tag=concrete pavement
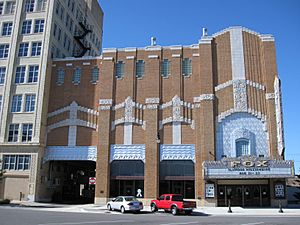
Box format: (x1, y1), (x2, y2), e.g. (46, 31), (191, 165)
(4, 201), (300, 216)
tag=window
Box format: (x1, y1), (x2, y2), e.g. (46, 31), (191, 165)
(72, 67), (81, 84)
(136, 60), (144, 78)
(21, 20), (32, 34)
(56, 68), (65, 85)
(25, 0), (35, 12)
(11, 95), (22, 112)
(91, 67), (99, 83)
(22, 123), (33, 142)
(60, 6), (64, 20)
(161, 59), (170, 77)
(18, 42), (29, 57)
(25, 94), (35, 112)
(69, 19), (73, 32)
(34, 19), (44, 33)
(28, 65), (39, 83)
(236, 139), (250, 157)
(0, 2), (3, 15)
(8, 124), (19, 142)
(57, 28), (61, 41)
(182, 58), (192, 76)
(2, 22), (13, 36)
(116, 61), (124, 79)
(3, 155), (31, 170)
(31, 42), (42, 56)
(63, 33), (67, 48)
(0, 44), (9, 58)
(65, 14), (69, 27)
(36, 0), (47, 11)
(55, 1), (60, 14)
(0, 67), (6, 84)
(4, 1), (15, 14)
(15, 66), (26, 84)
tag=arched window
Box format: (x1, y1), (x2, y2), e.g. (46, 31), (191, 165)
(236, 138), (250, 157)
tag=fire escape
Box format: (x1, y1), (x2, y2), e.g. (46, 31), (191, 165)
(73, 16), (92, 58)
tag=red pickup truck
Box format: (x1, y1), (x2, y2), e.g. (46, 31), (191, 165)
(150, 194), (196, 215)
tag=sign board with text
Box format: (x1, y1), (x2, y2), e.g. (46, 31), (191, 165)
(203, 157), (294, 179)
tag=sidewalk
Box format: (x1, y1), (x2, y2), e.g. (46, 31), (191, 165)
(5, 201), (300, 216)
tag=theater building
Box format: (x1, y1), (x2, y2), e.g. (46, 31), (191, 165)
(43, 27), (294, 207)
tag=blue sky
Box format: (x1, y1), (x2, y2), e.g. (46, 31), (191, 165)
(99, 0), (300, 173)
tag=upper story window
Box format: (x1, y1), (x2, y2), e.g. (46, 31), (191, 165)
(28, 65), (39, 83)
(31, 42), (42, 56)
(18, 42), (29, 57)
(15, 66), (26, 84)
(0, 2), (4, 15)
(2, 22), (13, 36)
(161, 59), (170, 77)
(72, 67), (81, 84)
(21, 20), (32, 34)
(4, 1), (15, 14)
(25, 94), (36, 112)
(236, 139), (250, 157)
(116, 61), (124, 79)
(34, 19), (44, 33)
(11, 95), (22, 112)
(182, 58), (192, 76)
(136, 60), (145, 78)
(22, 123), (33, 142)
(0, 67), (6, 84)
(0, 44), (9, 59)
(91, 66), (99, 83)
(55, 1), (60, 15)
(56, 68), (65, 85)
(8, 124), (19, 142)
(57, 28), (61, 41)
(36, 0), (47, 12)
(24, 0), (35, 12)
(3, 155), (31, 170)
(60, 6), (64, 21)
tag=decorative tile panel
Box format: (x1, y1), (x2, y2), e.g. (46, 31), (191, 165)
(44, 146), (97, 162)
(216, 112), (269, 160)
(110, 145), (145, 162)
(160, 144), (195, 162)
(233, 79), (247, 111)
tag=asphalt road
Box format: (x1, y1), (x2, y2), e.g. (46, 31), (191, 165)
(1, 206), (300, 225)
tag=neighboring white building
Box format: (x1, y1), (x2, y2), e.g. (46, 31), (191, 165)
(0, 0), (103, 201)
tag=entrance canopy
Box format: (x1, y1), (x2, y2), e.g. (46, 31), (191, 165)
(203, 156), (294, 179)
(44, 146), (97, 162)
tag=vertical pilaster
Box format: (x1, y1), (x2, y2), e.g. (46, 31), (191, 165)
(95, 55), (115, 204)
(95, 99), (112, 204)
(144, 98), (160, 201)
(195, 36), (215, 202)
(261, 40), (278, 159)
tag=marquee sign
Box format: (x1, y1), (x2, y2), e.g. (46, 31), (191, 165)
(203, 156), (294, 179)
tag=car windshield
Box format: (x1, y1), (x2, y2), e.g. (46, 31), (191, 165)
(172, 195), (183, 201)
(124, 196), (138, 202)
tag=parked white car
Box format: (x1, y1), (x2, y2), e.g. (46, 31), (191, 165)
(107, 196), (143, 213)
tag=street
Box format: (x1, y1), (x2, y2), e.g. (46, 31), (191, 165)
(1, 206), (300, 225)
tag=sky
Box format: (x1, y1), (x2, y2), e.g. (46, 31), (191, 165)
(98, 0), (300, 173)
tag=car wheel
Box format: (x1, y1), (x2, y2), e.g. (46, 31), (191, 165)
(120, 206), (125, 214)
(150, 203), (157, 212)
(171, 206), (177, 215)
(107, 204), (112, 211)
(185, 210), (192, 215)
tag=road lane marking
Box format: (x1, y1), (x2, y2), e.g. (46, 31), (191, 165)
(160, 222), (199, 225)
(38, 220), (134, 225)
(241, 223), (264, 225)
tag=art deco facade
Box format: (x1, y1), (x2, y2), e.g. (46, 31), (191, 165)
(0, 0), (103, 201)
(44, 27), (293, 207)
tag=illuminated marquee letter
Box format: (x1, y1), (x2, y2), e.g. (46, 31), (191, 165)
(243, 161), (254, 167)
(231, 161), (241, 167)
(256, 160), (268, 167)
